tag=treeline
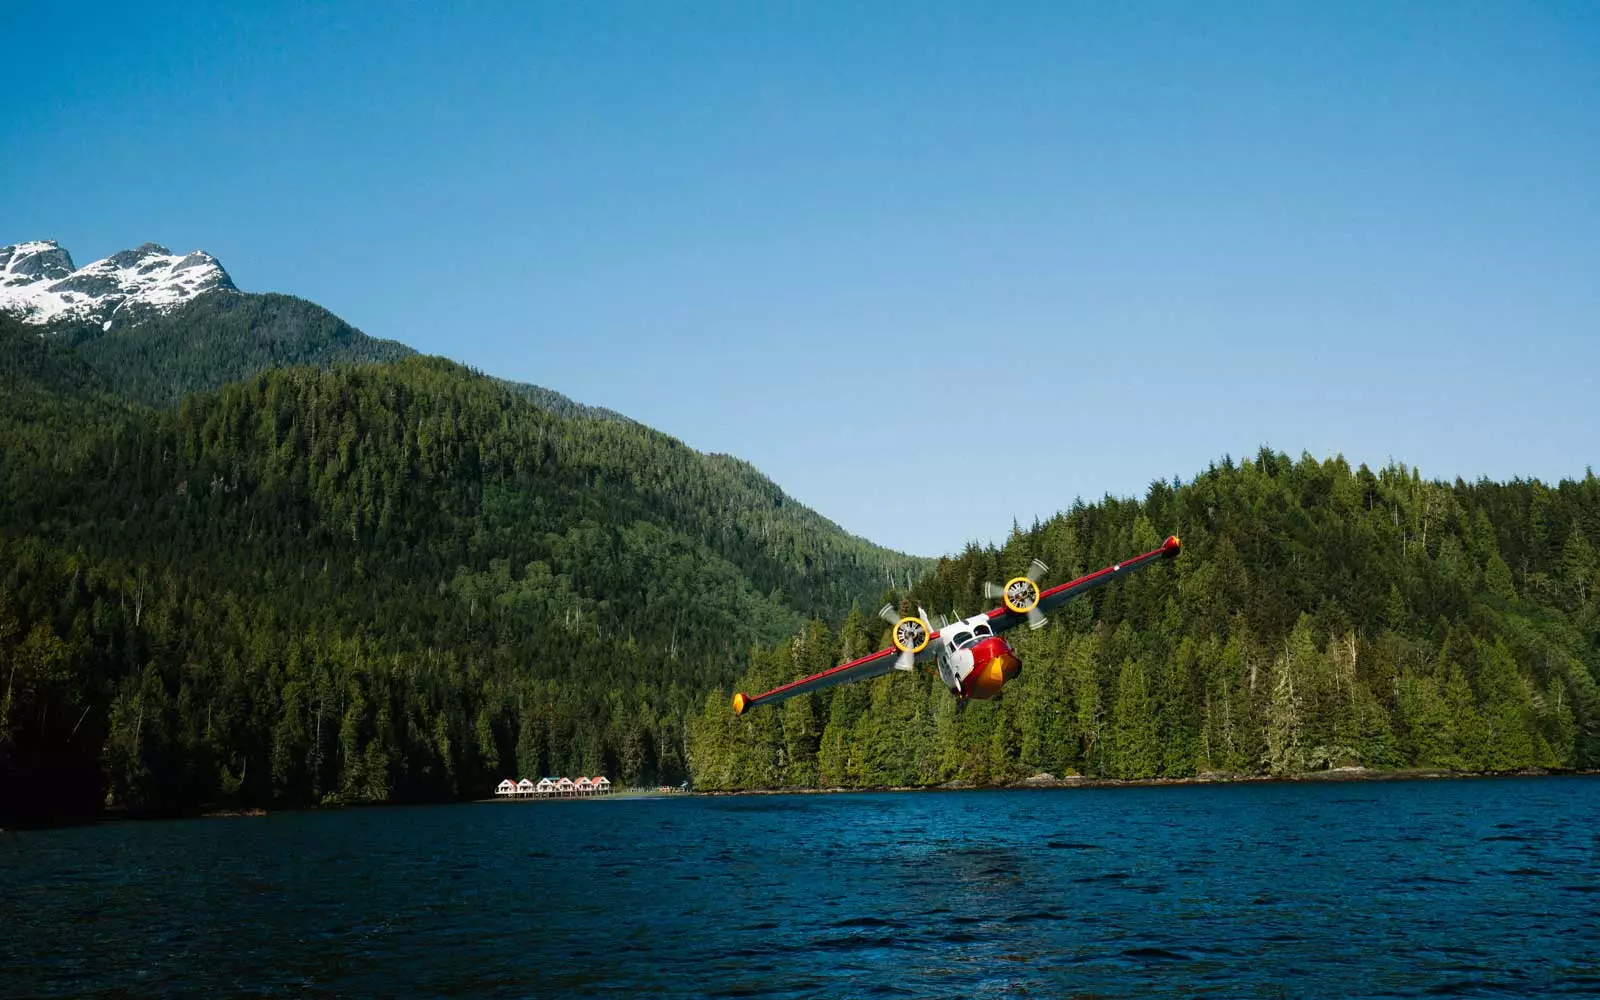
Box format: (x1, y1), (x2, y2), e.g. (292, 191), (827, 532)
(0, 316), (925, 822)
(52, 291), (414, 408)
(49, 289), (626, 422)
(0, 533), (703, 819)
(5, 300), (1598, 820)
(688, 453), (1600, 788)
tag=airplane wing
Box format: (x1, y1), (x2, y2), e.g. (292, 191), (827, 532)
(732, 643), (916, 715)
(731, 535), (1179, 713)
(986, 535), (1181, 633)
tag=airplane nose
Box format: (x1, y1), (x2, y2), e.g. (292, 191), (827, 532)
(972, 636), (1017, 669)
(975, 635), (1012, 656)
(962, 636), (1023, 698)
(988, 638), (1020, 679)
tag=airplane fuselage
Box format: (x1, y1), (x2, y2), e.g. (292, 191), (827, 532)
(933, 612), (1021, 700)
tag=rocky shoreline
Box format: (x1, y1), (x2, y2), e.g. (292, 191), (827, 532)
(11, 768), (1589, 830)
(692, 766), (1597, 797)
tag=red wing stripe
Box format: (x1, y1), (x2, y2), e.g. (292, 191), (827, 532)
(745, 645), (897, 706)
(1038, 546), (1162, 601)
(986, 539), (1177, 621)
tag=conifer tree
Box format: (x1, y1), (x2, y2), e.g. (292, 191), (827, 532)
(1111, 659), (1160, 779)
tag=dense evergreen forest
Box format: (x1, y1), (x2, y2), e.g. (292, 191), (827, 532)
(689, 455), (1600, 789)
(51, 292), (413, 407)
(3, 303), (1597, 824)
(50, 290), (624, 421)
(0, 314), (926, 822)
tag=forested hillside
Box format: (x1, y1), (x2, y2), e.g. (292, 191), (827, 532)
(49, 291), (412, 406)
(689, 453), (1600, 789)
(5, 298), (1597, 824)
(0, 315), (927, 822)
(44, 290), (626, 422)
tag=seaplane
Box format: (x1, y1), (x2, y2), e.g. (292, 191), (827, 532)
(732, 535), (1181, 714)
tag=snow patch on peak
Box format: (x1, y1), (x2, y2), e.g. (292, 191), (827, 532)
(0, 239), (237, 328)
(1, 241), (76, 287)
(4, 239), (72, 259)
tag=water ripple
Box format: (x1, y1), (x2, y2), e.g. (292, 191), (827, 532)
(3, 776), (1600, 998)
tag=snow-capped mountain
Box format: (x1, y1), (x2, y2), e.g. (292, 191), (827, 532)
(0, 240), (236, 329)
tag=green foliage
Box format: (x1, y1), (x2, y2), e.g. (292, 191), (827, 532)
(6, 304), (1598, 814)
(0, 320), (927, 822)
(1110, 658), (1160, 778)
(59, 292), (413, 407)
(693, 453), (1600, 790)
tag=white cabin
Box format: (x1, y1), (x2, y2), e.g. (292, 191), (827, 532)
(536, 777), (557, 796)
(515, 778), (536, 798)
(495, 778), (516, 797)
(935, 613), (1002, 692)
(593, 776), (612, 794)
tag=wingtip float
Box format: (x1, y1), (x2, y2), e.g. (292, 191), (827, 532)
(733, 534), (1183, 715)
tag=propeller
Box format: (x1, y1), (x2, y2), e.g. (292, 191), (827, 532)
(879, 602), (930, 671)
(984, 558), (1051, 630)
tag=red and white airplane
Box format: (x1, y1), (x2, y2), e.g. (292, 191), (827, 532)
(732, 535), (1181, 714)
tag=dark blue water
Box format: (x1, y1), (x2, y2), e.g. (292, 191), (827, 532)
(4, 778), (1599, 998)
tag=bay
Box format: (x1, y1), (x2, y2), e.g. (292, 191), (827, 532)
(4, 777), (1599, 998)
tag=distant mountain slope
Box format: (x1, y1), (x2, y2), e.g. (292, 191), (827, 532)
(54, 289), (628, 420)
(3, 298), (926, 624)
(59, 291), (413, 406)
(498, 378), (631, 423)
(0, 311), (111, 400)
(0, 315), (131, 483)
(4, 239), (630, 422)
(0, 330), (931, 821)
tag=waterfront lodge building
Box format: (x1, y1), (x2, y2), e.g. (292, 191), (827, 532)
(496, 776), (612, 798)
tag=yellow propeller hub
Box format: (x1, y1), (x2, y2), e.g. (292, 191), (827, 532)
(1003, 577), (1041, 614)
(892, 617), (930, 654)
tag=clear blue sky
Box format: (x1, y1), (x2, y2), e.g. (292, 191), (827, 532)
(4, 2), (1597, 556)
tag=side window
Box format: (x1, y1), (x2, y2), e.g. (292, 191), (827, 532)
(950, 631), (974, 650)
(973, 623), (992, 638)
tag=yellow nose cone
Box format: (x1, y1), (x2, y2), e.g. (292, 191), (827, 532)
(732, 692), (748, 715)
(966, 654), (1022, 700)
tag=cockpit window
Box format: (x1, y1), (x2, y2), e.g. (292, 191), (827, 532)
(950, 631), (975, 649)
(973, 623), (992, 637)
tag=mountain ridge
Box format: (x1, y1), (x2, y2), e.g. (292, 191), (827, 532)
(0, 234), (907, 565)
(4, 237), (643, 428)
(1, 239), (235, 329)
(0, 235), (936, 823)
